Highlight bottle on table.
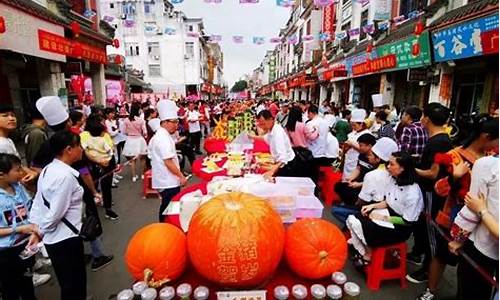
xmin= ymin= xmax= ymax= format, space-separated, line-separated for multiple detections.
xmin=132 ymin=281 xmax=148 ymax=299
xmin=194 ymin=286 xmax=209 ymax=300
xmin=311 ymin=284 xmax=326 ymax=300
xmin=159 ymin=286 xmax=176 ymax=300
xmin=326 ymin=285 xmax=342 ymax=300
xmin=291 ymin=284 xmax=308 ymax=300
xmin=274 ymin=285 xmax=290 ymax=300
xmin=117 ymin=289 xmax=134 ymax=300
xmin=343 ymin=282 xmax=360 ymax=300
xmin=141 ymin=288 xmax=158 ymax=300
xmin=177 ymin=283 xmax=193 ymax=300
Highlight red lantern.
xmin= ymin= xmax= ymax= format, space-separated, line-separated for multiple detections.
xmin=414 ymin=19 xmax=424 ymax=36
xmin=366 ymin=41 xmax=373 ymax=53
xmin=412 ymin=43 xmax=421 ymax=56
xmin=112 ymin=39 xmax=120 ymax=48
xmin=70 ymin=21 xmax=81 ymax=37
xmin=0 ymin=16 xmax=5 ymax=34
xmin=72 ymin=42 xmax=83 ymax=58
xmin=114 ymin=55 xmax=122 ymax=65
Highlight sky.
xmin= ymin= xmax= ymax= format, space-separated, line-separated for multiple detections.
xmin=174 ymin=1 xmax=291 ymax=87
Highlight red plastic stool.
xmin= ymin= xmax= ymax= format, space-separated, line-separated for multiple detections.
xmin=317 ymin=166 xmax=342 ymax=206
xmin=365 ymin=242 xmax=408 ymax=290
xmin=142 ymin=170 xmax=160 ymax=199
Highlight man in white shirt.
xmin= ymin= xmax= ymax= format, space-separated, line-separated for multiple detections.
xmin=255 ymin=110 xmax=299 ymax=179
xmin=151 ymin=100 xmax=187 ymax=222
xmin=186 ymin=102 xmax=202 ymax=154
xmin=306 ymin=105 xmax=337 ymax=166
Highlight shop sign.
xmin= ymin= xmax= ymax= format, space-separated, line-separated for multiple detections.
xmin=38 ymin=30 xmax=107 ymax=64
xmin=376 ymin=31 xmax=431 ymax=70
xmin=432 ymin=13 xmax=499 ymax=62
xmin=0 ymin=3 xmax=66 ymax=62
xmin=352 ymin=54 xmax=397 ymax=76
xmin=407 ymin=68 xmax=428 ymax=82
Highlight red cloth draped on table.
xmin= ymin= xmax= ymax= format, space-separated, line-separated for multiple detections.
xmin=203 ymin=137 xmax=271 ymax=154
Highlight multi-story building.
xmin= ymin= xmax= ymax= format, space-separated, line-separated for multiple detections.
xmin=100 ymin=0 xmax=224 ymax=99
xmin=255 ymin=0 xmax=498 ymax=126
xmin=0 ymin=0 xmax=114 ymax=122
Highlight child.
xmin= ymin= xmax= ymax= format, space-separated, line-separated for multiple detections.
xmin=0 ymin=153 xmax=41 ymax=299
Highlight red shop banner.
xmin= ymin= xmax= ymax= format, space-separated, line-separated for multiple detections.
xmin=38 ymin=29 xmax=107 ymax=64
xmin=352 ymin=54 xmax=397 ymax=76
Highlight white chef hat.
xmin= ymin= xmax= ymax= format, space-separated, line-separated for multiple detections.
xmin=148 ymin=118 xmax=161 ymax=133
xmin=351 ymin=108 xmax=367 ymax=123
xmin=372 ymin=137 xmax=398 ymax=162
xmin=371 ymin=94 xmax=384 ymax=108
xmin=157 ymin=100 xmax=179 ymax=121
xmin=36 ymin=96 xmax=69 ymax=126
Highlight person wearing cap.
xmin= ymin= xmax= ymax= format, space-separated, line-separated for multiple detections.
xmin=342 ymin=109 xmax=373 ymax=180
xmin=332 ymin=137 xmax=398 ymax=226
xmin=346 ymin=151 xmax=424 ymax=267
xmin=150 ymin=100 xmax=188 ymax=222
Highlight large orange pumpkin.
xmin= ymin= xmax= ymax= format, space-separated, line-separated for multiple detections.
xmin=125 ymin=223 xmax=187 ymax=287
xmin=187 ymin=192 xmax=285 ymax=288
xmin=285 ymin=218 xmax=347 ymax=279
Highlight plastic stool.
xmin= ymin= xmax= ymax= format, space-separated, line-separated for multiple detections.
xmin=318 ymin=166 xmax=342 ymax=206
xmin=365 ymin=242 xmax=408 ymax=290
xmin=142 ymin=170 xmax=160 ymax=199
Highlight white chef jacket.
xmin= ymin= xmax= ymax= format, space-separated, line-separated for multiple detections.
xmin=385 ymin=178 xmax=424 ymax=222
xmin=325 ymin=133 xmax=340 ymax=159
xmin=358 ymin=166 xmax=391 ymax=203
xmin=150 ymin=127 xmax=180 ymax=189
xmin=342 ymin=129 xmax=372 ymax=179
xmin=265 ymin=124 xmax=295 ymax=164
xmin=454 ymin=156 xmax=499 ymax=260
xmin=29 ymin=159 xmax=84 ymax=245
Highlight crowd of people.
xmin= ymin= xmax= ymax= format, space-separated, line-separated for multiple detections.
xmin=0 ymin=94 xmax=497 ymax=300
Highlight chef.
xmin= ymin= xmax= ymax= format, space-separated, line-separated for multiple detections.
xmin=342 ymin=109 xmax=372 ymax=180
xmin=150 ymin=100 xmax=187 ymax=222
xmin=255 ymin=109 xmax=302 ymax=179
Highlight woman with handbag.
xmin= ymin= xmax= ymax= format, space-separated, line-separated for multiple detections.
xmin=29 ymin=131 xmax=88 ymax=300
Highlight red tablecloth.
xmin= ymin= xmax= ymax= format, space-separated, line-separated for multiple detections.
xmin=163 ymin=182 xmax=351 ymax=299
xmin=164 ymin=261 xmax=347 ymax=300
xmin=203 ymin=138 xmax=271 ymax=154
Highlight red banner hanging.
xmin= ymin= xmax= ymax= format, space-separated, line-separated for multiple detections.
xmin=322 ymin=3 xmax=336 ymax=35
xmin=352 ymin=54 xmax=397 ymax=76
xmin=38 ymin=29 xmax=107 ymax=64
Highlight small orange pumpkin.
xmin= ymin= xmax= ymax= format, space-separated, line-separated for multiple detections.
xmin=187 ymin=192 xmax=285 ymax=288
xmin=285 ymin=218 xmax=347 ymax=279
xmin=125 ymin=223 xmax=187 ymax=287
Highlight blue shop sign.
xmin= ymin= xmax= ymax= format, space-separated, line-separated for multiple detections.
xmin=432 ymin=13 xmax=499 ymax=62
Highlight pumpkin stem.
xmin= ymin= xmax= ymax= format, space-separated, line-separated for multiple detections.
xmin=143 ymin=268 xmax=170 ymax=289
xmin=319 ymin=250 xmax=329 ymax=260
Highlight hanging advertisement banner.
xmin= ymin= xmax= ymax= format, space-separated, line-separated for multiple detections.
xmin=322 ymin=3 xmax=336 ymax=34
xmin=38 ymin=30 xmax=107 ymax=64
xmin=431 ymin=13 xmax=499 ymax=62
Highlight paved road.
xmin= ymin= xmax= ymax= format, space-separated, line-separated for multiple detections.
xmin=35 ymin=167 xmax=457 ymax=300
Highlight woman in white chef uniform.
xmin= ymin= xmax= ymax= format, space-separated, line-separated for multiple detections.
xmin=342 ymin=109 xmax=372 ymax=179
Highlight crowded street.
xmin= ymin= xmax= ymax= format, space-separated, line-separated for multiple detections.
xmin=0 ymin=0 xmax=499 ymax=299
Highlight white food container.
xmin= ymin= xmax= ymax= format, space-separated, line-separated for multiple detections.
xmin=296 ymin=195 xmax=324 ymax=219
xmin=275 ymin=177 xmax=316 ymax=196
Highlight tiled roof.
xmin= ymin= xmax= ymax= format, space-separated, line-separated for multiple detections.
xmin=430 ymin=0 xmax=498 ymax=29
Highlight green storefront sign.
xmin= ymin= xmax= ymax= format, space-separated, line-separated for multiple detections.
xmin=376 ymin=31 xmax=431 ymax=70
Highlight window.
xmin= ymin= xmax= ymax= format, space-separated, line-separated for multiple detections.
xmin=341 ymin=21 xmax=351 ymax=32
xmin=306 ymin=20 xmax=311 ymax=35
xmin=110 ymin=3 xmax=114 ymax=8
xmin=149 ymin=65 xmax=161 ymax=77
xmin=186 ymin=25 xmax=194 ymax=32
xmin=359 ymin=10 xmax=368 ymax=40
xmin=125 ymin=42 xmax=139 ymax=56
xmin=400 ymin=0 xmax=426 ymax=17
xmin=148 ymin=42 xmax=160 ymax=60
xmin=144 ymin=2 xmax=153 ymax=14
xmin=185 ymin=42 xmax=194 ymax=58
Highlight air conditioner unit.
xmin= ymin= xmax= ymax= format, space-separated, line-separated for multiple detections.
xmin=120 ymin=14 xmax=126 ymax=20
